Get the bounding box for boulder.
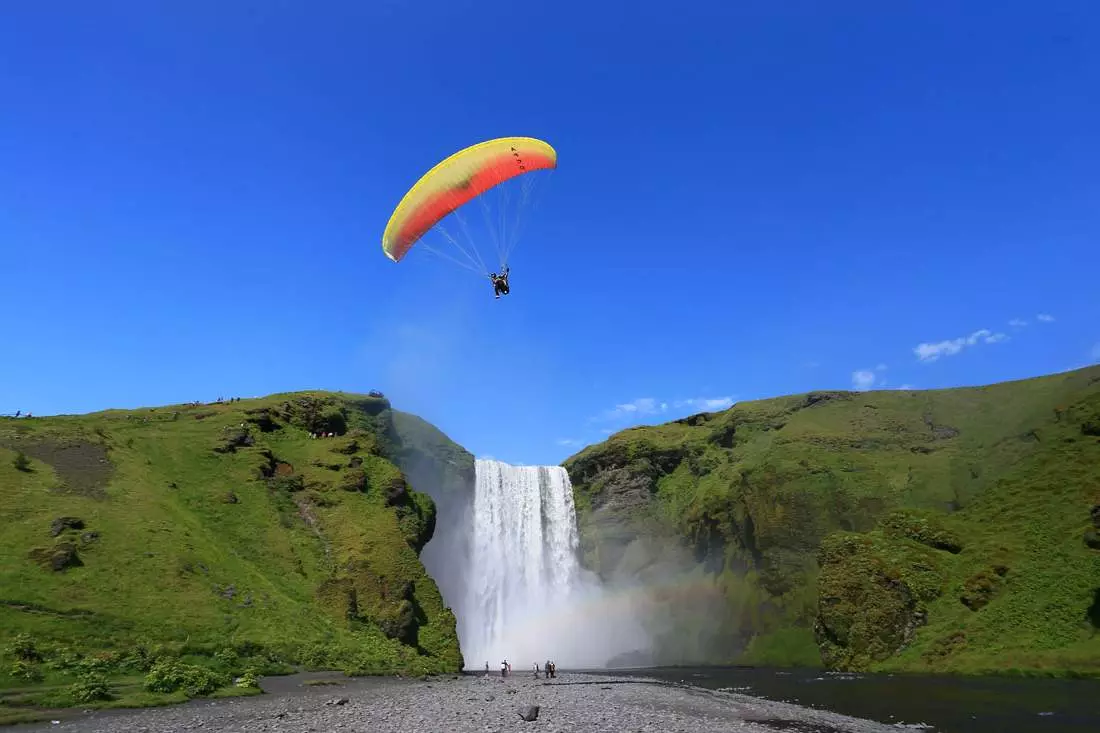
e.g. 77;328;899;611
50;517;85;537
29;543;83;571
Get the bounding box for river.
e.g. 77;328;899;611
586;666;1100;733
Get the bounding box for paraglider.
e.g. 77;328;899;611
381;137;556;297
489;266;510;299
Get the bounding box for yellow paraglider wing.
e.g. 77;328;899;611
381;136;557;263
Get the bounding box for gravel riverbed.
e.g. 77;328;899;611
15;672;907;733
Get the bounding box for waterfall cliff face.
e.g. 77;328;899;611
458;458;646;669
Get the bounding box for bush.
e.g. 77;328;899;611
143;659;227;697
298;643;340;669
235;667;260;689
75;651;120;676
7;633;42;662
13;451;32;472
121;639;163;672
213;646;239;668
43;647;83;672
9;659;43;682
70;674;111;703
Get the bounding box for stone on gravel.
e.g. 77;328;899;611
16;672;904;733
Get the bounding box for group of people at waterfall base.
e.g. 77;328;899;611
381;137;556;300
488;659;557;679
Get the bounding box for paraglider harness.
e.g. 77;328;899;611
490;266;510;298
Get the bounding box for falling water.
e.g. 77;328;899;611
460;458;646;669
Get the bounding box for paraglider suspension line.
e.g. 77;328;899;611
431;220;490;276
410;150;553;279
418;240;483;274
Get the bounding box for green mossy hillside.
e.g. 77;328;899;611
564;366;1100;676
0;392;466;720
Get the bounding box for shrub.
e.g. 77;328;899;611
13;451;32;472
9;659;43;682
143;659;227;697
213;647;239;668
7;633;41;662
120;639;163;672
69;674;111;703
234;667;260;689
75;651;119;676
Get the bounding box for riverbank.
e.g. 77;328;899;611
10;672;903;732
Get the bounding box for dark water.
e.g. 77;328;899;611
582;666;1100;733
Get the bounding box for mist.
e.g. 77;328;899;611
573;499;748;667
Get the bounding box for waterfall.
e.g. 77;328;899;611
458;458;645;669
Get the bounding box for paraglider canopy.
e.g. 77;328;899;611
380;136;556;276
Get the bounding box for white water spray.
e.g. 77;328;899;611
459;458;646;669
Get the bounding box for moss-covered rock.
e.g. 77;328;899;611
338;468;368;493
879;509;963;554
959;565;1009;611
28;542;84;572
813;532;944;670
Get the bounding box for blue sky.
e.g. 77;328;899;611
1;1;1098;466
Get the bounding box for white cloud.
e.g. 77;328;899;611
674;396;735;411
556;438;582;447
593;394;735;423
851;370;878;391
1090;343;1100;363
596;397;668;421
852;364;913;391
1007;314;1053;327
913;328;1009;363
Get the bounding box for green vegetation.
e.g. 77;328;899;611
0;392;465;722
564;365;1100;677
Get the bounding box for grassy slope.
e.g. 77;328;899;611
564;366;1100;676
0;392;463;719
